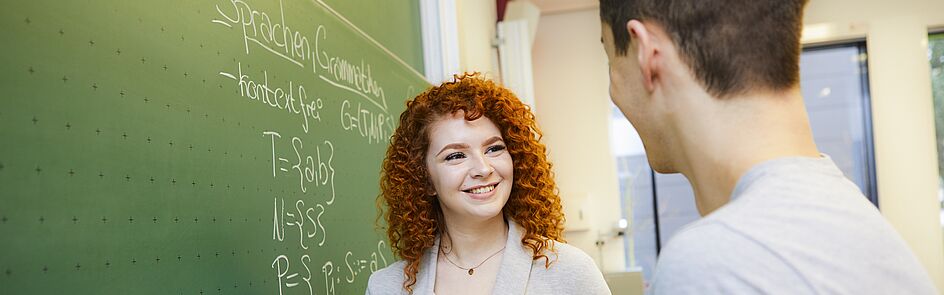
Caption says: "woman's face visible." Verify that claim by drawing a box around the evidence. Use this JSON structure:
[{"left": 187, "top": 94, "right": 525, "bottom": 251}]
[{"left": 425, "top": 111, "right": 514, "bottom": 222}]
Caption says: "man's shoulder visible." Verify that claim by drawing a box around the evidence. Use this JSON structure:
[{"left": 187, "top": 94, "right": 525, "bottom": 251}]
[
  {"left": 651, "top": 204, "right": 939, "bottom": 294},
  {"left": 366, "top": 260, "right": 407, "bottom": 294},
  {"left": 650, "top": 220, "right": 814, "bottom": 294},
  {"left": 657, "top": 220, "right": 749, "bottom": 268},
  {"left": 654, "top": 219, "right": 787, "bottom": 279}
]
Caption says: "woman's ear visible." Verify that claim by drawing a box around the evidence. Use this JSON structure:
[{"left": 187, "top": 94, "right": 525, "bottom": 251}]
[{"left": 425, "top": 182, "right": 437, "bottom": 197}]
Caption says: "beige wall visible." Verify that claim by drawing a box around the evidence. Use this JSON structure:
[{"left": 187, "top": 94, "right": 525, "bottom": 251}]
[
  {"left": 455, "top": 0, "right": 498, "bottom": 77},
  {"left": 803, "top": 0, "right": 944, "bottom": 291},
  {"left": 531, "top": 9, "right": 627, "bottom": 273}
]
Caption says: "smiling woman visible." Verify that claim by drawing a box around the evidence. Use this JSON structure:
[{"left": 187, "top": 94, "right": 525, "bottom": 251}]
[{"left": 368, "top": 73, "right": 611, "bottom": 294}]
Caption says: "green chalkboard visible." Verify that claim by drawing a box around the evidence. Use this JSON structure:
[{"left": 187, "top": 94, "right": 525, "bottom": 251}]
[
  {"left": 0, "top": 1, "right": 428, "bottom": 294},
  {"left": 319, "top": 0, "right": 425, "bottom": 72}
]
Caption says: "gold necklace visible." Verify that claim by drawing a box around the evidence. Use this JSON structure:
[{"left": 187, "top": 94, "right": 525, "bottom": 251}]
[{"left": 440, "top": 245, "right": 506, "bottom": 275}]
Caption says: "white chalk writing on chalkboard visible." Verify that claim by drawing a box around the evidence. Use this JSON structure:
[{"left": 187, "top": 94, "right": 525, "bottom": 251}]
[
  {"left": 213, "top": 0, "right": 389, "bottom": 115},
  {"left": 221, "top": 62, "right": 324, "bottom": 134},
  {"left": 340, "top": 99, "right": 395, "bottom": 145},
  {"left": 214, "top": 0, "right": 310, "bottom": 67},
  {"left": 206, "top": 0, "right": 410, "bottom": 291},
  {"left": 263, "top": 131, "right": 336, "bottom": 202}
]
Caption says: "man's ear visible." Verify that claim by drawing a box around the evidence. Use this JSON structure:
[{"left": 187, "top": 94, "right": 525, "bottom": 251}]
[{"left": 627, "top": 20, "right": 658, "bottom": 92}]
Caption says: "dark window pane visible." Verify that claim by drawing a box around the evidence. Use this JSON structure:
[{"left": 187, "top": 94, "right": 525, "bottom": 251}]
[{"left": 800, "top": 43, "right": 878, "bottom": 205}]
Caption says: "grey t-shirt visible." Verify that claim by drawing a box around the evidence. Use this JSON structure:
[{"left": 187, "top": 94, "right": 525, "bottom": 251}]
[{"left": 648, "top": 155, "right": 938, "bottom": 294}]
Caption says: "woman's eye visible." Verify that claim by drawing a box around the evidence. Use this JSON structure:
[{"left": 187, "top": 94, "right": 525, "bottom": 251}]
[
  {"left": 486, "top": 145, "right": 506, "bottom": 154},
  {"left": 445, "top": 152, "right": 465, "bottom": 161}
]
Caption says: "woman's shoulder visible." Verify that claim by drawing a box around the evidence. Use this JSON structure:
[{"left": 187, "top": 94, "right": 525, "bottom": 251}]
[
  {"left": 537, "top": 240, "right": 598, "bottom": 272},
  {"left": 366, "top": 260, "right": 407, "bottom": 294},
  {"left": 527, "top": 240, "right": 612, "bottom": 294}
]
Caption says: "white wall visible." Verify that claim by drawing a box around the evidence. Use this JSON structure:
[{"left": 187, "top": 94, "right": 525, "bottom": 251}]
[
  {"left": 803, "top": 0, "right": 944, "bottom": 291},
  {"left": 531, "top": 9, "right": 627, "bottom": 273}
]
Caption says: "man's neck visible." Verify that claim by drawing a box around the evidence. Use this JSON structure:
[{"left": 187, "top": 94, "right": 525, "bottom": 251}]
[
  {"left": 673, "top": 89, "right": 820, "bottom": 216},
  {"left": 440, "top": 212, "right": 508, "bottom": 264}
]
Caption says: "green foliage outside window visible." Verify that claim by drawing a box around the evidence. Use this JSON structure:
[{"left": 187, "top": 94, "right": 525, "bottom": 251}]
[
  {"left": 931, "top": 33, "right": 944, "bottom": 217},
  {"left": 931, "top": 33, "right": 944, "bottom": 186}
]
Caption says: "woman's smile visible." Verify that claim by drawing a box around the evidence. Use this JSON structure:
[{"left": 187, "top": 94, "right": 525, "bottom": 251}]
[{"left": 462, "top": 181, "right": 502, "bottom": 200}]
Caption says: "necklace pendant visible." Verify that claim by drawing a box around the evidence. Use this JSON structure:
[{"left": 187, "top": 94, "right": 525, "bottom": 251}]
[{"left": 468, "top": 269, "right": 474, "bottom": 275}]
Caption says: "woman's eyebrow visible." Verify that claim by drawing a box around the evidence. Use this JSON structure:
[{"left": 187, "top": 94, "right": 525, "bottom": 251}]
[
  {"left": 436, "top": 143, "right": 469, "bottom": 157},
  {"left": 481, "top": 136, "right": 503, "bottom": 146}
]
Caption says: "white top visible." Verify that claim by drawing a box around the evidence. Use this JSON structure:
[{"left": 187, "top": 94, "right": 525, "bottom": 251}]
[
  {"left": 366, "top": 220, "right": 611, "bottom": 294},
  {"left": 649, "top": 155, "right": 938, "bottom": 294}
]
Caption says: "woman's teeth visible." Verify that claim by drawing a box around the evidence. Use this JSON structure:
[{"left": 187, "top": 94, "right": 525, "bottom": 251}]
[{"left": 469, "top": 185, "right": 495, "bottom": 194}]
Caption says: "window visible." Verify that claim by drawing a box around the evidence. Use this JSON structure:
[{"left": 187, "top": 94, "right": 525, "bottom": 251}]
[
  {"left": 928, "top": 32, "right": 944, "bottom": 228},
  {"left": 609, "top": 107, "right": 655, "bottom": 278},
  {"left": 611, "top": 42, "right": 877, "bottom": 284}
]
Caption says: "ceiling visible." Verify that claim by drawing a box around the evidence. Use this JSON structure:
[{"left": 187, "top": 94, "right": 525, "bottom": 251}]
[{"left": 528, "top": 0, "right": 598, "bottom": 15}]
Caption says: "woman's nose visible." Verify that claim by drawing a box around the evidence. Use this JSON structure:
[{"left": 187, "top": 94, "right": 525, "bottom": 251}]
[{"left": 470, "top": 156, "right": 495, "bottom": 178}]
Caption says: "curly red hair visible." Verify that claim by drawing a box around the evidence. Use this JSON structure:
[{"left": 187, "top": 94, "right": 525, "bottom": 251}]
[{"left": 377, "top": 73, "right": 565, "bottom": 292}]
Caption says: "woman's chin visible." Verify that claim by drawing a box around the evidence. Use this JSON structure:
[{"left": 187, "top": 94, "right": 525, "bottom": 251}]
[{"left": 461, "top": 202, "right": 508, "bottom": 221}]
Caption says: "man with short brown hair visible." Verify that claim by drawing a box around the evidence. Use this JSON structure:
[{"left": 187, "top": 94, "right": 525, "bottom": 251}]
[{"left": 598, "top": 0, "right": 937, "bottom": 293}]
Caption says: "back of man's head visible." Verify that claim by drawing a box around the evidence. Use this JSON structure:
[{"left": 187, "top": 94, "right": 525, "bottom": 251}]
[{"left": 600, "top": 0, "right": 810, "bottom": 99}]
